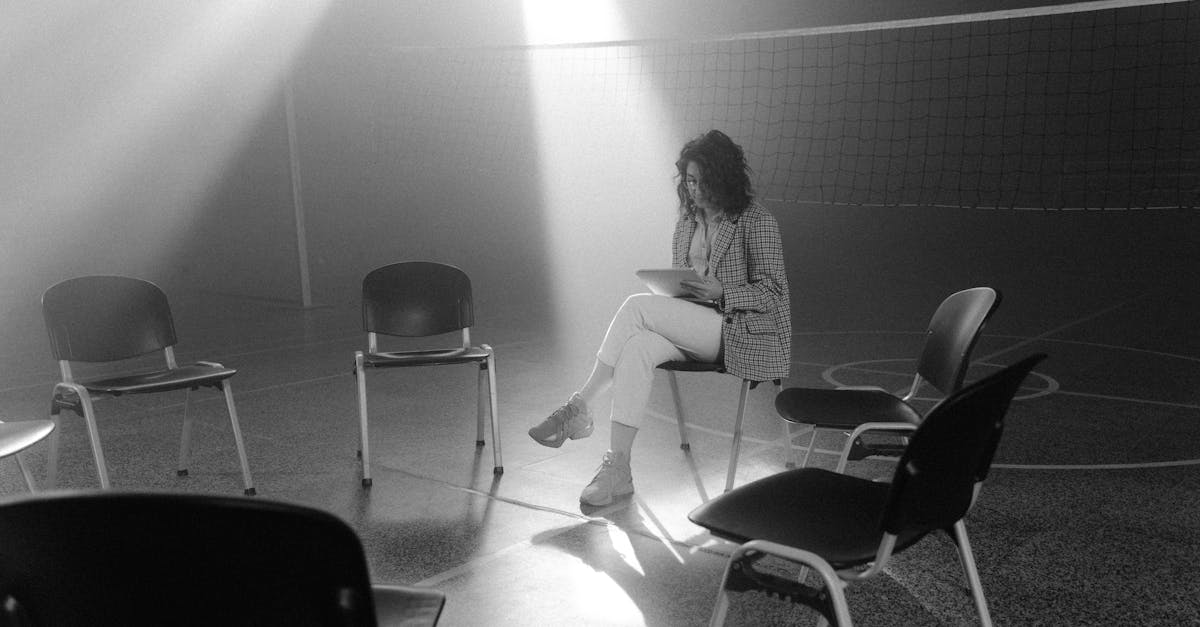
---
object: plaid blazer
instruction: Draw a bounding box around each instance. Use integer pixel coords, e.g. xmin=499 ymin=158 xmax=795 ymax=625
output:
xmin=672 ymin=203 xmax=791 ymax=382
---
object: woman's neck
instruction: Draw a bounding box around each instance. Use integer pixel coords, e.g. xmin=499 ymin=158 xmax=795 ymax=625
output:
xmin=699 ymin=206 xmax=723 ymax=222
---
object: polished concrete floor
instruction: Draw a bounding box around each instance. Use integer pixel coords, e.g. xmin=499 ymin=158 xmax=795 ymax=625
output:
xmin=1 ymin=280 xmax=1198 ymax=626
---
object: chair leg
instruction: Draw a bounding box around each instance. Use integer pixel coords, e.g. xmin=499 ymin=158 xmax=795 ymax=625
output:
xmin=724 ymin=380 xmax=751 ymax=493
xmin=46 ymin=414 xmax=60 ymax=490
xmin=780 ymin=419 xmax=793 ymax=468
xmin=708 ymin=539 xmax=747 ymax=627
xmin=952 ymin=520 xmax=993 ymax=627
xmin=708 ymin=585 xmax=732 ymax=627
xmin=356 ymin=353 xmax=372 ymax=487
xmin=177 ymin=389 xmax=194 ymax=477
xmin=815 ymin=570 xmax=852 ymax=626
xmin=75 ymin=388 xmax=110 ymax=489
xmin=221 ymin=382 xmax=255 ymax=496
xmin=15 ymin=453 xmax=36 ymax=492
xmin=716 ymin=540 xmax=854 ymax=627
xmin=484 ymin=348 xmax=503 ymax=475
xmin=798 ymin=426 xmax=818 ymax=469
xmin=772 ymin=382 xmax=800 ymax=468
xmin=475 ymin=363 xmax=487 ymax=447
xmin=667 ymin=371 xmax=690 ymax=451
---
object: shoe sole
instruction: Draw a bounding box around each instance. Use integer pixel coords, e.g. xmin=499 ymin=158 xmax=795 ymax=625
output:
xmin=529 ymin=429 xmax=567 ymax=448
xmin=579 ymin=484 xmax=634 ymax=507
xmin=528 ymin=421 xmax=594 ymax=448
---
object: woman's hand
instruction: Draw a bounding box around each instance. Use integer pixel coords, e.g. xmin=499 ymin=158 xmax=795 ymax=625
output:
xmin=680 ymin=276 xmax=723 ymax=302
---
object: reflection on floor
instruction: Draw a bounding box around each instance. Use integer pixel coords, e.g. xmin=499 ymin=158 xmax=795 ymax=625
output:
xmin=1 ymin=287 xmax=1198 ymax=626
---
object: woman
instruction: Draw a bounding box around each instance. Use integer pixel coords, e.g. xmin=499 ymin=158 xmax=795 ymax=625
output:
xmin=528 ymin=129 xmax=791 ymax=506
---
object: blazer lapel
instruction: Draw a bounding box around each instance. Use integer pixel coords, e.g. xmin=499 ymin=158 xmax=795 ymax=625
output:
xmin=675 ymin=217 xmax=699 ymax=266
xmin=707 ymin=218 xmax=737 ymax=270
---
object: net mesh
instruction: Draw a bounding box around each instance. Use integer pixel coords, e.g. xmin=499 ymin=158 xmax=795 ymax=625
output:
xmin=330 ymin=0 xmax=1199 ymax=210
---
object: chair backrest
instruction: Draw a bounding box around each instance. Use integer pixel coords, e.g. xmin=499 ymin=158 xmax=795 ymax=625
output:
xmin=0 ymin=492 xmax=381 ymax=627
xmin=42 ymin=275 xmax=177 ymax=363
xmin=362 ymin=262 xmax=474 ymax=337
xmin=880 ymin=353 xmax=1044 ymax=537
xmin=915 ymin=287 xmax=1001 ymax=395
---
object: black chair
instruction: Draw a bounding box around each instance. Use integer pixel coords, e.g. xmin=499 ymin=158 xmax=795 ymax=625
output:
xmin=0 ymin=419 xmax=55 ymax=491
xmin=0 ymin=491 xmax=445 ymax=626
xmin=355 ymin=262 xmax=501 ymax=486
xmin=659 ymin=360 xmax=784 ymax=492
xmin=689 ymin=354 xmax=1045 ymax=627
xmin=775 ymin=287 xmax=1000 ymax=468
xmin=41 ymin=276 xmax=254 ymax=494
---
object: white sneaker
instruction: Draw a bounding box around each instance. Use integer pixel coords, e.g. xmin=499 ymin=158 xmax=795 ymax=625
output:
xmin=528 ymin=394 xmax=594 ymax=448
xmin=580 ymin=450 xmax=634 ymax=507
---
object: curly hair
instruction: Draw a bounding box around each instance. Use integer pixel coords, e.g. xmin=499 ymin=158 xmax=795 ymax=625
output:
xmin=675 ymin=129 xmax=754 ymax=218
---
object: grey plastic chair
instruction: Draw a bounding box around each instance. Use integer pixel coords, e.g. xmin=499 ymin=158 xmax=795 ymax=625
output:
xmin=42 ymin=275 xmax=254 ymax=494
xmin=775 ymin=287 xmax=1000 ymax=468
xmin=658 ymin=360 xmax=783 ymax=492
xmin=0 ymin=419 xmax=55 ymax=491
xmin=354 ymin=262 xmax=502 ymax=486
xmin=0 ymin=491 xmax=445 ymax=626
xmin=690 ymin=354 xmax=1045 ymax=627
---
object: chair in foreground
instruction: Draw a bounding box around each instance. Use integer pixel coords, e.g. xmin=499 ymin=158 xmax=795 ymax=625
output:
xmin=355 ymin=262 xmax=501 ymax=487
xmin=41 ymin=276 xmax=254 ymax=494
xmin=658 ymin=360 xmax=784 ymax=492
xmin=775 ymin=286 xmax=1000 ymax=468
xmin=689 ymin=353 xmax=1045 ymax=627
xmin=0 ymin=491 xmax=445 ymax=626
xmin=0 ymin=419 xmax=55 ymax=492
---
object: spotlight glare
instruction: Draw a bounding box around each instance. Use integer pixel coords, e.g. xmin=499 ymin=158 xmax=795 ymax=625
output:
xmin=520 ymin=2 xmax=680 ymax=379
xmin=521 ymin=0 xmax=624 ymax=46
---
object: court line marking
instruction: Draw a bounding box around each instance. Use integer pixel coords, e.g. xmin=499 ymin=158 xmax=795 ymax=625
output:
xmin=651 ymin=402 xmax=1200 ymax=472
xmin=793 ymin=330 xmax=1200 ymax=366
xmin=403 ymin=0 xmax=1190 ymax=53
xmin=979 ymin=293 xmax=1200 ymax=469
xmin=818 ymin=359 xmax=1060 ymax=401
xmin=994 ymin=459 xmax=1200 ymax=470
xmin=1053 ymin=388 xmax=1200 ymax=412
xmin=408 ymin=478 xmax=722 ymax=588
xmin=986 ymin=334 xmax=1200 ymax=365
xmin=975 ymin=294 xmax=1146 ymax=364
xmin=725 ymin=0 xmax=1191 ymax=42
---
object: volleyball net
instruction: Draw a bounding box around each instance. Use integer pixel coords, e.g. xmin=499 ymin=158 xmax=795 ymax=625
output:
xmin=727 ymin=0 xmax=1199 ymax=209
xmin=338 ymin=0 xmax=1199 ymax=210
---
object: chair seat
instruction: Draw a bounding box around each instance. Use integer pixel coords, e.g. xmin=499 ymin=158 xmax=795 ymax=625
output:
xmin=658 ymin=360 xmax=724 ymax=373
xmin=363 ymin=347 xmax=490 ymax=368
xmin=775 ymin=387 xmax=922 ymax=430
xmin=0 ymin=420 xmax=55 ymax=457
xmin=372 ymin=584 xmax=446 ymax=626
xmin=689 ymin=468 xmax=928 ymax=568
xmin=78 ymin=363 xmax=237 ymax=395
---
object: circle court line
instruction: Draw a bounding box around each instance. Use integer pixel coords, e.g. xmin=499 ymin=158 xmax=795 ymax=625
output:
xmin=994 ymin=459 xmax=1200 ymax=470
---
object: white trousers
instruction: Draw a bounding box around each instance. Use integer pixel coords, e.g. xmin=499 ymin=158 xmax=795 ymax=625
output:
xmin=596 ymin=294 xmax=723 ymax=428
